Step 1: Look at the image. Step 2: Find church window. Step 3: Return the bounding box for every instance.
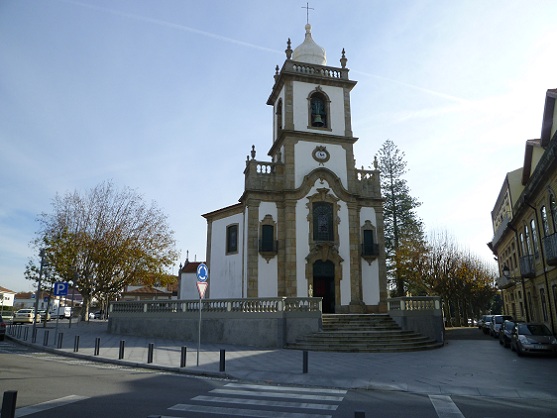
[362,230,376,255]
[313,202,333,241]
[361,221,379,263]
[226,224,238,254]
[259,215,277,261]
[260,225,275,252]
[308,89,330,129]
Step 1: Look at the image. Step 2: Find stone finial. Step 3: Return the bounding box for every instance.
[340,48,347,68]
[251,145,256,159]
[373,156,378,169]
[285,38,292,59]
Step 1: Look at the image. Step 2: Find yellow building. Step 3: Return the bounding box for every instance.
[489,88,557,333]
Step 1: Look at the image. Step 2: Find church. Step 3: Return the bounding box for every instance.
[200,23,388,314]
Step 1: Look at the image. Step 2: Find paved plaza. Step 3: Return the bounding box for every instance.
[6,321,557,399]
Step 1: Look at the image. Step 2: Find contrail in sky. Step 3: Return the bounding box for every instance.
[353,70,472,105]
[58,0,467,105]
[57,0,282,54]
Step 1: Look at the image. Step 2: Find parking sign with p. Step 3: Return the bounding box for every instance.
[53,281,69,296]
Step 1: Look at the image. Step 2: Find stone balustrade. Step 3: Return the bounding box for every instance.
[110,297,321,315]
[387,296,444,344]
[108,297,322,348]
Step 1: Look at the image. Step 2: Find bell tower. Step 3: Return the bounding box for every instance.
[205,22,387,314]
[266,23,358,193]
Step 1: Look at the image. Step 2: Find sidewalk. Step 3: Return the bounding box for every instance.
[6,321,557,399]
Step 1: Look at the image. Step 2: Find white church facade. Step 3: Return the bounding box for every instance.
[201,24,387,314]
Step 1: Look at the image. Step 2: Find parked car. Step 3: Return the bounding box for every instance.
[89,310,103,320]
[490,315,513,337]
[12,309,40,324]
[38,310,51,321]
[499,320,516,348]
[0,314,6,341]
[511,323,557,356]
[480,315,494,335]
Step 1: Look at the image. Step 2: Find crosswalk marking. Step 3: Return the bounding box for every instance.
[429,395,465,418]
[224,383,346,395]
[211,388,344,402]
[167,404,333,418]
[190,395,339,410]
[164,382,345,418]
[15,395,89,417]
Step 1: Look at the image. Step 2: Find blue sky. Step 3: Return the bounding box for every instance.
[1,0,556,292]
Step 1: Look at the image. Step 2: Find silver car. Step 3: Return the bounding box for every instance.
[511,323,557,356]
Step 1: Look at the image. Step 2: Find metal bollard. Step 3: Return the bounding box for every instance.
[147,343,154,364]
[1,390,18,418]
[74,335,80,352]
[180,346,187,368]
[57,333,64,349]
[43,330,49,346]
[32,328,37,343]
[119,340,125,360]
[354,411,366,418]
[94,337,100,356]
[303,350,308,374]
[219,349,225,372]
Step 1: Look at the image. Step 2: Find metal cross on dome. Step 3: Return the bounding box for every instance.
[302,2,314,24]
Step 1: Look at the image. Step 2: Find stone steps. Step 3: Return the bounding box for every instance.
[287,313,441,352]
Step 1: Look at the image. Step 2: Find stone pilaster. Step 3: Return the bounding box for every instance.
[246,200,260,297]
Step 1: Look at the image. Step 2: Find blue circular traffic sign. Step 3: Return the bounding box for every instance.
[196,263,208,282]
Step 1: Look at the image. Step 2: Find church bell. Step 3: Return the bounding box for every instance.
[312,113,324,127]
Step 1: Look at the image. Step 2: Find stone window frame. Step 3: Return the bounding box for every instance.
[306,188,340,246]
[259,214,277,262]
[307,86,332,131]
[226,223,239,255]
[360,220,379,264]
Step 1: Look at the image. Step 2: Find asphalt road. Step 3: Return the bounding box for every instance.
[2,335,557,418]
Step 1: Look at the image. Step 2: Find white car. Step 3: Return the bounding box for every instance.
[13,309,41,324]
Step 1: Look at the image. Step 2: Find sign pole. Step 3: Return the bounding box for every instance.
[195,263,209,367]
[197,295,201,366]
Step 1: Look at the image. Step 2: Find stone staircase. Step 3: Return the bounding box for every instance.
[287,314,442,352]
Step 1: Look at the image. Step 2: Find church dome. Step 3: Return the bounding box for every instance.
[292,24,326,65]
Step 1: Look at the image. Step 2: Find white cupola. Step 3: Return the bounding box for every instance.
[292,24,326,65]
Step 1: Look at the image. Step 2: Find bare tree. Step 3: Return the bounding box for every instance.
[30,181,179,318]
[400,229,496,326]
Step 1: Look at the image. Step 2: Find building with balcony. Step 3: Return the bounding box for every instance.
[202,24,387,313]
[489,88,557,332]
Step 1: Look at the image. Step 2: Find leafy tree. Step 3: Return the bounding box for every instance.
[375,139,424,296]
[30,180,179,319]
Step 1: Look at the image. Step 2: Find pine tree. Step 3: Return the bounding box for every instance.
[375,139,424,296]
